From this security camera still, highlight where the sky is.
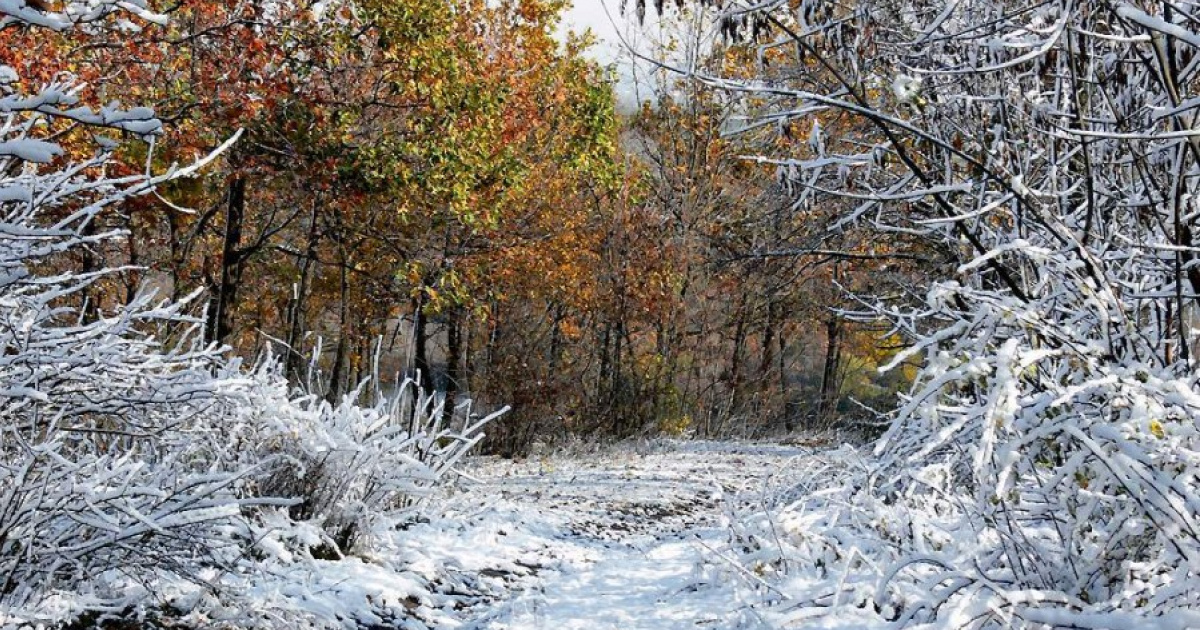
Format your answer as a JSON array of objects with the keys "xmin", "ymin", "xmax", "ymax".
[
  {"xmin": 561, "ymin": 0, "xmax": 627, "ymax": 60},
  {"xmin": 558, "ymin": 2, "xmax": 722, "ymax": 113},
  {"xmin": 559, "ymin": 1, "xmax": 660, "ymax": 111}
]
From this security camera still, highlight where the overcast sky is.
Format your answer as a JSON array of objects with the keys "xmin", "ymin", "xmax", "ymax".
[
  {"xmin": 561, "ymin": 1, "xmax": 625, "ymax": 58},
  {"xmin": 559, "ymin": 1, "xmax": 660, "ymax": 111}
]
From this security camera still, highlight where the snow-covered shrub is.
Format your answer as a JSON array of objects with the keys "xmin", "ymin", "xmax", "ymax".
[
  {"xmin": 686, "ymin": 0, "xmax": 1200, "ymax": 626},
  {"xmin": 0, "ymin": 0, "xmax": 503, "ymax": 624},
  {"xmin": 240, "ymin": 361, "xmax": 504, "ymax": 554},
  {"xmin": 0, "ymin": 3, "xmax": 272, "ymax": 619}
]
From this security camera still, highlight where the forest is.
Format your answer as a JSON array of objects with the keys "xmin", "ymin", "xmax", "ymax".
[
  {"xmin": 2, "ymin": 0, "xmax": 1200, "ymax": 628},
  {"xmin": 4, "ymin": 0, "xmax": 916, "ymax": 456}
]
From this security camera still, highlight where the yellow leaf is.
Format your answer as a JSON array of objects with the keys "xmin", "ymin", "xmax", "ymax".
[{"xmin": 1150, "ymin": 419, "xmax": 1166, "ymax": 440}]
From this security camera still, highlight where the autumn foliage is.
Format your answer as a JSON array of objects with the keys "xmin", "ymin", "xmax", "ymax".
[{"xmin": 0, "ymin": 0, "xmax": 916, "ymax": 455}]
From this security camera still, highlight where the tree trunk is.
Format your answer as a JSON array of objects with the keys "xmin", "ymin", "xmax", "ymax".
[
  {"xmin": 597, "ymin": 321, "xmax": 612, "ymax": 419},
  {"xmin": 123, "ymin": 209, "xmax": 141, "ymax": 307},
  {"xmin": 166, "ymin": 203, "xmax": 182, "ymax": 303},
  {"xmin": 79, "ymin": 214, "xmax": 100, "ymax": 324},
  {"xmin": 206, "ymin": 177, "xmax": 246, "ymax": 346},
  {"xmin": 818, "ymin": 314, "xmax": 842, "ymax": 424},
  {"xmin": 613, "ymin": 319, "xmax": 629, "ymax": 435},
  {"xmin": 412, "ymin": 288, "xmax": 433, "ymax": 393},
  {"xmin": 779, "ymin": 323, "xmax": 792, "ymax": 432},
  {"xmin": 286, "ymin": 199, "xmax": 321, "ymax": 383},
  {"xmin": 327, "ymin": 252, "xmax": 351, "ymax": 402},
  {"xmin": 461, "ymin": 312, "xmax": 473, "ymax": 410},
  {"xmin": 441, "ymin": 307, "xmax": 462, "ymax": 426},
  {"xmin": 760, "ymin": 298, "xmax": 777, "ymax": 386},
  {"xmin": 349, "ymin": 335, "xmax": 364, "ymax": 398},
  {"xmin": 728, "ymin": 293, "xmax": 748, "ymax": 416},
  {"xmin": 548, "ymin": 302, "xmax": 563, "ymax": 374}
]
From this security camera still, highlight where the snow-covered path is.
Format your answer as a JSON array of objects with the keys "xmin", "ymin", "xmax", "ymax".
[
  {"xmin": 425, "ymin": 441, "xmax": 813, "ymax": 629},
  {"xmin": 471, "ymin": 538, "xmax": 729, "ymax": 629}
]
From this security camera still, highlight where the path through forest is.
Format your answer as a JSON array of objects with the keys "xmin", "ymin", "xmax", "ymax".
[{"xmin": 432, "ymin": 441, "xmax": 813, "ymax": 629}]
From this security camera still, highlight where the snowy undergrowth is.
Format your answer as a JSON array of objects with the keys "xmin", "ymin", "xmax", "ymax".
[
  {"xmin": 718, "ymin": 337, "xmax": 1200, "ymax": 629},
  {"xmin": 1, "ymin": 362, "xmax": 502, "ymax": 630},
  {"xmin": 685, "ymin": 0, "xmax": 1200, "ymax": 627},
  {"xmin": 0, "ymin": 0, "xmax": 503, "ymax": 626}
]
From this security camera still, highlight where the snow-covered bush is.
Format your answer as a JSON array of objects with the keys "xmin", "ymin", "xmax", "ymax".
[
  {"xmin": 0, "ymin": 1, "xmax": 505, "ymax": 624},
  {"xmin": 241, "ymin": 361, "xmax": 503, "ymax": 554},
  {"xmin": 684, "ymin": 0, "xmax": 1200, "ymax": 626},
  {"xmin": 0, "ymin": 0, "xmax": 269, "ymax": 618}
]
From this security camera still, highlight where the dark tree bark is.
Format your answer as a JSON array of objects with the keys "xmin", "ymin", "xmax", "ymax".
[
  {"xmin": 818, "ymin": 314, "xmax": 842, "ymax": 424},
  {"xmin": 441, "ymin": 307, "xmax": 462, "ymax": 426},
  {"xmin": 548, "ymin": 302, "xmax": 563, "ymax": 374},
  {"xmin": 597, "ymin": 320, "xmax": 611, "ymax": 416},
  {"xmin": 779, "ymin": 323, "xmax": 793, "ymax": 432},
  {"xmin": 412, "ymin": 287, "xmax": 433, "ymax": 393},
  {"xmin": 206, "ymin": 176, "xmax": 246, "ymax": 345},
  {"xmin": 79, "ymin": 215, "xmax": 100, "ymax": 324}
]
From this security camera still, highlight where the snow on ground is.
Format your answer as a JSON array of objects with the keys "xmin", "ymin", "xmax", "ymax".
[
  {"xmin": 2, "ymin": 439, "xmax": 865, "ymax": 630},
  {"xmin": 396, "ymin": 440, "xmax": 824, "ymax": 629}
]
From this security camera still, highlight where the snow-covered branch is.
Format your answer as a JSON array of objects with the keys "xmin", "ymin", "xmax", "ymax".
[{"xmin": 685, "ymin": 0, "xmax": 1200, "ymax": 626}]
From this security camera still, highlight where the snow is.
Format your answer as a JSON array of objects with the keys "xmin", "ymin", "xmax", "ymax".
[
  {"xmin": 0, "ymin": 140, "xmax": 62, "ymax": 163},
  {"xmin": 423, "ymin": 440, "xmax": 821, "ymax": 629},
  {"xmin": 0, "ymin": 438, "xmax": 846, "ymax": 629},
  {"xmin": 892, "ymin": 74, "xmax": 923, "ymax": 104},
  {"xmin": 1116, "ymin": 4, "xmax": 1200, "ymax": 50},
  {"xmin": 473, "ymin": 541, "xmax": 744, "ymax": 629}
]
